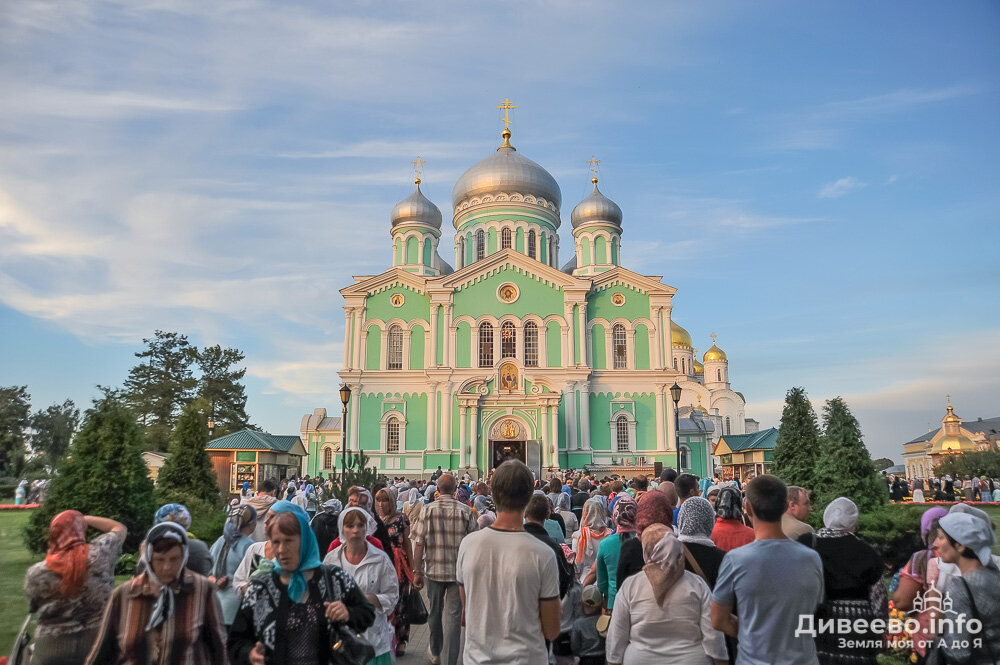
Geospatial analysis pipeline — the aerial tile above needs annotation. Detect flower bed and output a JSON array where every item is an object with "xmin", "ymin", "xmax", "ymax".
[{"xmin": 0, "ymin": 504, "xmax": 38, "ymax": 511}]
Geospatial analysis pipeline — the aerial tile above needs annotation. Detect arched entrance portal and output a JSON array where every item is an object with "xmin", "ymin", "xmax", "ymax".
[{"xmin": 487, "ymin": 416, "xmax": 541, "ymax": 476}]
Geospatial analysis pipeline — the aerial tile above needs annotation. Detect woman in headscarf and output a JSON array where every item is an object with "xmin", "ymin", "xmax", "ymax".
[
  {"xmin": 310, "ymin": 497, "xmax": 343, "ymax": 556},
  {"xmin": 401, "ymin": 487, "xmax": 424, "ymax": 526},
  {"xmin": 606, "ymin": 525, "xmax": 727, "ymax": 665},
  {"xmin": 15, "ymin": 478, "xmax": 27, "ymax": 505},
  {"xmin": 24, "ymin": 512, "xmax": 126, "ymax": 665},
  {"xmin": 596, "ymin": 494, "xmax": 638, "ymax": 610},
  {"xmin": 209, "ymin": 504, "xmax": 258, "ymax": 625},
  {"xmin": 798, "ymin": 497, "xmax": 884, "ymax": 665},
  {"xmin": 229, "ymin": 501, "xmax": 375, "ymax": 665},
  {"xmin": 154, "ymin": 503, "xmax": 214, "ymax": 576},
  {"xmin": 325, "ymin": 507, "xmax": 399, "ymax": 665},
  {"xmin": 573, "ymin": 497, "xmax": 611, "ymax": 583},
  {"xmin": 932, "ymin": 512, "xmax": 1000, "ymax": 663},
  {"xmin": 676, "ymin": 496, "xmax": 726, "ymax": 587},
  {"xmin": 553, "ymin": 489, "xmax": 579, "ymax": 544},
  {"xmin": 711, "ymin": 487, "xmax": 754, "ymax": 552},
  {"xmin": 86, "ymin": 522, "xmax": 227, "ymax": 665},
  {"xmin": 374, "ymin": 488, "xmax": 414, "ymax": 657},
  {"xmin": 616, "ymin": 490, "xmax": 675, "ymax": 587},
  {"xmin": 893, "ymin": 506, "xmax": 948, "ymax": 663},
  {"xmin": 303, "ymin": 484, "xmax": 317, "ymax": 520}
]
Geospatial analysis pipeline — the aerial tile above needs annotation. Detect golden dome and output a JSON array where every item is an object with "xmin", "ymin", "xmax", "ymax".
[
  {"xmin": 693, "ymin": 359, "xmax": 704, "ymax": 374},
  {"xmin": 942, "ymin": 402, "xmax": 961, "ymax": 425},
  {"xmin": 703, "ymin": 340, "xmax": 727, "ymax": 362},
  {"xmin": 932, "ymin": 434, "xmax": 977, "ymax": 455},
  {"xmin": 696, "ymin": 395, "xmax": 709, "ymax": 414},
  {"xmin": 670, "ymin": 320, "xmax": 692, "ymax": 348}
]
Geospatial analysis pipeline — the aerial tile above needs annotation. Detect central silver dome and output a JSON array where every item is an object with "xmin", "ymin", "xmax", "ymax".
[{"xmin": 451, "ymin": 144, "xmax": 562, "ymax": 216}]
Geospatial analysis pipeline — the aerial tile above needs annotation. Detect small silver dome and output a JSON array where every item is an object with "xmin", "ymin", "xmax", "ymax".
[
  {"xmin": 571, "ymin": 181, "xmax": 622, "ymax": 229},
  {"xmin": 391, "ymin": 182, "xmax": 442, "ymax": 229},
  {"xmin": 452, "ymin": 143, "xmax": 562, "ymax": 218}
]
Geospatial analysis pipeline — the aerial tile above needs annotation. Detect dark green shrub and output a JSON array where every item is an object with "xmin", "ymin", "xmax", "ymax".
[{"xmin": 115, "ymin": 552, "xmax": 139, "ymax": 576}]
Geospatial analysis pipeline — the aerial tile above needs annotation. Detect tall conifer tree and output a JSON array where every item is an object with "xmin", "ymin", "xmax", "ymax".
[
  {"xmin": 123, "ymin": 330, "xmax": 196, "ymax": 451},
  {"xmin": 813, "ymin": 397, "xmax": 887, "ymax": 513},
  {"xmin": 195, "ymin": 344, "xmax": 253, "ymax": 436},
  {"xmin": 156, "ymin": 400, "xmax": 221, "ymax": 507},
  {"xmin": 773, "ymin": 386, "xmax": 822, "ymax": 489}
]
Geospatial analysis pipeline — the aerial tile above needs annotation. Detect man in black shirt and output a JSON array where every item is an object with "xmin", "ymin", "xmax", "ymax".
[{"xmin": 524, "ymin": 494, "xmax": 573, "ymax": 599}]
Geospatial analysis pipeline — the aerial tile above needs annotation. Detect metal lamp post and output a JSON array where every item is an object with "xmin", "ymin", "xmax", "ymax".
[
  {"xmin": 669, "ymin": 382, "xmax": 682, "ymax": 471},
  {"xmin": 339, "ymin": 384, "xmax": 352, "ymax": 488}
]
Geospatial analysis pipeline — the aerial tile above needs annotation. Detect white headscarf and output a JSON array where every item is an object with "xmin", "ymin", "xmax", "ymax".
[
  {"xmin": 140, "ymin": 522, "xmax": 189, "ymax": 632},
  {"xmin": 822, "ymin": 497, "xmax": 859, "ymax": 534},
  {"xmin": 337, "ymin": 506, "xmax": 377, "ymax": 538}
]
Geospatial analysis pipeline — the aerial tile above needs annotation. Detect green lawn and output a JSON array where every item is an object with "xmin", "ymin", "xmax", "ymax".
[{"xmin": 0, "ymin": 511, "xmax": 41, "ymax": 654}]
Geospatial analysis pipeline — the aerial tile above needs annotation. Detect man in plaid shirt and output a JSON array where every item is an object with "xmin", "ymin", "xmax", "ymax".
[{"xmin": 412, "ymin": 473, "xmax": 478, "ymax": 665}]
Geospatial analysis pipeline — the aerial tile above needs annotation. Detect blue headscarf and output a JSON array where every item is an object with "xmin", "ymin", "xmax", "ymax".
[
  {"xmin": 269, "ymin": 500, "xmax": 321, "ymax": 603},
  {"xmin": 306, "ymin": 483, "xmax": 314, "ymax": 497},
  {"xmin": 154, "ymin": 503, "xmax": 192, "ymax": 529}
]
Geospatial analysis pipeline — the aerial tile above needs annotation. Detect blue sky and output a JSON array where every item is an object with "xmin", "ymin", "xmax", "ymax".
[{"xmin": 1, "ymin": 0, "xmax": 998, "ymax": 461}]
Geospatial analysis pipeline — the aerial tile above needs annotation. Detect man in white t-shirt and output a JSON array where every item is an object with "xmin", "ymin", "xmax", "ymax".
[{"xmin": 457, "ymin": 460, "xmax": 560, "ymax": 665}]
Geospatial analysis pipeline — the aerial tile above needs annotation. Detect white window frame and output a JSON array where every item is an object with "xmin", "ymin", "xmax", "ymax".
[
  {"xmin": 387, "ymin": 325, "xmax": 404, "ymax": 370},
  {"xmin": 322, "ymin": 446, "xmax": 334, "ymax": 470},
  {"xmin": 479, "ymin": 322, "xmax": 494, "ymax": 367},
  {"xmin": 501, "ymin": 226, "xmax": 512, "ymax": 249},
  {"xmin": 523, "ymin": 321, "xmax": 539, "ymax": 367},
  {"xmin": 379, "ymin": 411, "xmax": 407, "ymax": 454},
  {"xmin": 679, "ymin": 444, "xmax": 691, "ymax": 471},
  {"xmin": 476, "ymin": 229, "xmax": 486, "ymax": 261},
  {"xmin": 500, "ymin": 321, "xmax": 516, "ymax": 358},
  {"xmin": 612, "ymin": 324, "xmax": 627, "ymax": 369},
  {"xmin": 609, "ymin": 409, "xmax": 637, "ymax": 453},
  {"xmin": 527, "ymin": 229, "xmax": 537, "ymax": 259}
]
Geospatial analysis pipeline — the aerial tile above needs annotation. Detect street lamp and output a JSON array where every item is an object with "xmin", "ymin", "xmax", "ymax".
[
  {"xmin": 207, "ymin": 419, "xmax": 215, "ymax": 438},
  {"xmin": 339, "ymin": 384, "xmax": 352, "ymax": 487},
  {"xmin": 669, "ymin": 382, "xmax": 682, "ymax": 471}
]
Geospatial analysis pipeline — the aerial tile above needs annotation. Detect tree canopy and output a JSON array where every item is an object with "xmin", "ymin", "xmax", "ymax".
[
  {"xmin": 156, "ymin": 400, "xmax": 222, "ymax": 507},
  {"xmin": 30, "ymin": 399, "xmax": 80, "ymax": 470},
  {"xmin": 813, "ymin": 397, "xmax": 887, "ymax": 513},
  {"xmin": 773, "ymin": 387, "xmax": 822, "ymax": 489}
]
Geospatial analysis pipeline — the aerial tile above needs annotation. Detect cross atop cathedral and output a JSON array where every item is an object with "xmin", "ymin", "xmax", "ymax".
[
  {"xmin": 587, "ymin": 155, "xmax": 601, "ymax": 184},
  {"xmin": 497, "ymin": 98, "xmax": 517, "ymax": 131},
  {"xmin": 946, "ymin": 393, "xmax": 952, "ymax": 407},
  {"xmin": 711, "ymin": 332, "xmax": 717, "ymax": 345},
  {"xmin": 411, "ymin": 155, "xmax": 426, "ymax": 185}
]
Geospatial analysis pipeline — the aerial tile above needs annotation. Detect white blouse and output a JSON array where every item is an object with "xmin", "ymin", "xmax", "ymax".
[
  {"xmin": 606, "ymin": 570, "xmax": 727, "ymax": 665},
  {"xmin": 324, "ymin": 542, "xmax": 400, "ymax": 657}
]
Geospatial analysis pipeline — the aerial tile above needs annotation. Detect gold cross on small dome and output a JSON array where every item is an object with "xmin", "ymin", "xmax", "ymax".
[
  {"xmin": 411, "ymin": 155, "xmax": 426, "ymax": 184},
  {"xmin": 711, "ymin": 332, "xmax": 717, "ymax": 344},
  {"xmin": 496, "ymin": 98, "xmax": 517, "ymax": 130},
  {"xmin": 587, "ymin": 155, "xmax": 601, "ymax": 183}
]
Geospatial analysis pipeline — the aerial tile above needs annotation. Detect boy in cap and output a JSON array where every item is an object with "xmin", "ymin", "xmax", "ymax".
[{"xmin": 570, "ymin": 586, "xmax": 607, "ymax": 665}]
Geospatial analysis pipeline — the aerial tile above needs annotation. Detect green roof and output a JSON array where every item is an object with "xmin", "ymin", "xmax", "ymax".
[
  {"xmin": 206, "ymin": 429, "xmax": 303, "ymax": 453},
  {"xmin": 720, "ymin": 427, "xmax": 779, "ymax": 452}
]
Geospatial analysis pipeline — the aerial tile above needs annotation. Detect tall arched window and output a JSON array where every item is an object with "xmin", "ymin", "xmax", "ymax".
[
  {"xmin": 527, "ymin": 230, "xmax": 536, "ymax": 259},
  {"xmin": 523, "ymin": 322, "xmax": 538, "ymax": 367},
  {"xmin": 548, "ymin": 236, "xmax": 554, "ymax": 265},
  {"xmin": 478, "ymin": 322, "xmax": 494, "ymax": 367},
  {"xmin": 679, "ymin": 445, "xmax": 690, "ymax": 471},
  {"xmin": 725, "ymin": 416, "xmax": 731, "ymax": 435},
  {"xmin": 322, "ymin": 447, "xmax": 333, "ymax": 469},
  {"xmin": 673, "ymin": 357, "xmax": 677, "ymax": 369},
  {"xmin": 386, "ymin": 417, "xmax": 400, "ymax": 453},
  {"xmin": 616, "ymin": 415, "xmax": 630, "ymax": 452},
  {"xmin": 613, "ymin": 324, "xmax": 627, "ymax": 369},
  {"xmin": 501, "ymin": 321, "xmax": 516, "ymax": 358},
  {"xmin": 458, "ymin": 237, "xmax": 466, "ymax": 268},
  {"xmin": 387, "ymin": 325, "xmax": 403, "ymax": 370},
  {"xmin": 476, "ymin": 229, "xmax": 486, "ymax": 261},
  {"xmin": 501, "ymin": 227, "xmax": 512, "ymax": 249}
]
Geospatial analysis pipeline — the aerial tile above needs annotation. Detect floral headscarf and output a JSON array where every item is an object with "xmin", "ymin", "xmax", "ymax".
[
  {"xmin": 716, "ymin": 487, "xmax": 744, "ymax": 521},
  {"xmin": 140, "ymin": 522, "xmax": 189, "ymax": 631},
  {"xmin": 636, "ymin": 490, "xmax": 673, "ymax": 532},
  {"xmin": 612, "ymin": 494, "xmax": 638, "ymax": 534},
  {"xmin": 641, "ymin": 525, "xmax": 685, "ymax": 606},
  {"xmin": 46, "ymin": 510, "xmax": 89, "ymax": 596},
  {"xmin": 154, "ymin": 503, "xmax": 192, "ymax": 529}
]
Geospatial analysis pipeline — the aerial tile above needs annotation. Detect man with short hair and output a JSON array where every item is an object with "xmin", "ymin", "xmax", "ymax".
[
  {"xmin": 571, "ymin": 479, "xmax": 591, "ymax": 521},
  {"xmin": 524, "ymin": 494, "xmax": 573, "ymax": 598},
  {"xmin": 782, "ymin": 486, "xmax": 815, "ymax": 541},
  {"xmin": 412, "ymin": 473, "xmax": 477, "ymax": 665},
  {"xmin": 711, "ymin": 475, "xmax": 824, "ymax": 665},
  {"xmin": 673, "ymin": 473, "xmax": 701, "ymax": 524},
  {"xmin": 660, "ymin": 466, "xmax": 678, "ymax": 483},
  {"xmin": 457, "ymin": 461, "xmax": 560, "ymax": 665},
  {"xmin": 472, "ymin": 481, "xmax": 491, "ymax": 514},
  {"xmin": 632, "ymin": 475, "xmax": 649, "ymax": 502}
]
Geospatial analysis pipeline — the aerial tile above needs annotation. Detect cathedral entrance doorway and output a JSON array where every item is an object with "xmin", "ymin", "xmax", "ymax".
[{"xmin": 491, "ymin": 441, "xmax": 525, "ymax": 468}]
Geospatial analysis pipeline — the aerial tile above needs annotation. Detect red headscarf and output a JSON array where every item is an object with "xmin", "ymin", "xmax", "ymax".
[
  {"xmin": 636, "ymin": 490, "xmax": 674, "ymax": 533},
  {"xmin": 45, "ymin": 510, "xmax": 89, "ymax": 596}
]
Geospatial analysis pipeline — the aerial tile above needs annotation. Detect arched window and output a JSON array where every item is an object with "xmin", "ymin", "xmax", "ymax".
[
  {"xmin": 386, "ymin": 417, "xmax": 400, "ymax": 453},
  {"xmin": 458, "ymin": 237, "xmax": 465, "ymax": 268},
  {"xmin": 501, "ymin": 321, "xmax": 516, "ymax": 358},
  {"xmin": 479, "ymin": 322, "xmax": 494, "ymax": 367},
  {"xmin": 476, "ymin": 229, "xmax": 486, "ymax": 261},
  {"xmin": 679, "ymin": 445, "xmax": 690, "ymax": 471},
  {"xmin": 527, "ymin": 230, "xmax": 536, "ymax": 259},
  {"xmin": 548, "ymin": 236, "xmax": 554, "ymax": 265},
  {"xmin": 673, "ymin": 357, "xmax": 677, "ymax": 369},
  {"xmin": 501, "ymin": 227, "xmax": 512, "ymax": 249},
  {"xmin": 725, "ymin": 416, "xmax": 731, "ymax": 436},
  {"xmin": 387, "ymin": 325, "xmax": 403, "ymax": 370},
  {"xmin": 524, "ymin": 322, "xmax": 538, "ymax": 367},
  {"xmin": 717, "ymin": 369, "xmax": 722, "ymax": 382},
  {"xmin": 322, "ymin": 446, "xmax": 333, "ymax": 469},
  {"xmin": 613, "ymin": 324, "xmax": 627, "ymax": 369},
  {"xmin": 616, "ymin": 415, "xmax": 630, "ymax": 452}
]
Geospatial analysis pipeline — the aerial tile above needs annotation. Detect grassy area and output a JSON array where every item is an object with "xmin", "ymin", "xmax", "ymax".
[{"xmin": 0, "ymin": 511, "xmax": 40, "ymax": 653}]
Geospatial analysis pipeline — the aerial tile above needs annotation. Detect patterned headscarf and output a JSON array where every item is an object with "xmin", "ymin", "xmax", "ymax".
[
  {"xmin": 321, "ymin": 498, "xmax": 343, "ymax": 515},
  {"xmin": 215, "ymin": 504, "xmax": 257, "ymax": 579},
  {"xmin": 677, "ymin": 497, "xmax": 716, "ymax": 541},
  {"xmin": 716, "ymin": 487, "xmax": 744, "ymax": 521},
  {"xmin": 154, "ymin": 503, "xmax": 192, "ymax": 529},
  {"xmin": 821, "ymin": 497, "xmax": 859, "ymax": 534},
  {"xmin": 612, "ymin": 494, "xmax": 638, "ymax": 534},
  {"xmin": 269, "ymin": 501, "xmax": 322, "ymax": 603},
  {"xmin": 456, "ymin": 485, "xmax": 472, "ymax": 505},
  {"xmin": 46, "ymin": 510, "xmax": 89, "ymax": 596},
  {"xmin": 641, "ymin": 525, "xmax": 685, "ymax": 606},
  {"xmin": 140, "ymin": 522, "xmax": 189, "ymax": 631},
  {"xmin": 636, "ymin": 491, "xmax": 673, "ymax": 533},
  {"xmin": 553, "ymin": 491, "xmax": 571, "ymax": 513}
]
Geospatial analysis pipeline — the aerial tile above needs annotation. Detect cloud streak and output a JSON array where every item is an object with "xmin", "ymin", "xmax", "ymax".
[{"xmin": 819, "ymin": 176, "xmax": 866, "ymax": 198}]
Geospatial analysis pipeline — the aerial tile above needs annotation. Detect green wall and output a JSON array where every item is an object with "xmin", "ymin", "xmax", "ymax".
[
  {"xmin": 365, "ymin": 327, "xmax": 380, "ymax": 370},
  {"xmin": 587, "ymin": 284, "xmax": 650, "ymax": 323},
  {"xmin": 635, "ymin": 324, "xmax": 650, "ymax": 370},
  {"xmin": 453, "ymin": 265, "xmax": 564, "ymax": 319},
  {"xmin": 591, "ymin": 323, "xmax": 606, "ymax": 370},
  {"xmin": 358, "ymin": 392, "xmax": 428, "ymax": 452},
  {"xmin": 456, "ymin": 321, "xmax": 471, "ymax": 367},
  {"xmin": 410, "ymin": 325, "xmax": 425, "ymax": 369},
  {"xmin": 546, "ymin": 321, "xmax": 561, "ymax": 367},
  {"xmin": 367, "ymin": 286, "xmax": 430, "ymax": 322}
]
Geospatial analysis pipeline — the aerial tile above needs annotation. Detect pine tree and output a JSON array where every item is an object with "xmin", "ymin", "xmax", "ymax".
[
  {"xmin": 0, "ymin": 385, "xmax": 31, "ymax": 477},
  {"xmin": 25, "ymin": 392, "xmax": 155, "ymax": 553},
  {"xmin": 195, "ymin": 344, "xmax": 253, "ymax": 436},
  {"xmin": 30, "ymin": 399, "xmax": 81, "ymax": 468},
  {"xmin": 772, "ymin": 387, "xmax": 822, "ymax": 489},
  {"xmin": 813, "ymin": 397, "xmax": 887, "ymax": 513},
  {"xmin": 156, "ymin": 400, "xmax": 222, "ymax": 507},
  {"xmin": 123, "ymin": 331, "xmax": 196, "ymax": 451},
  {"xmin": 333, "ymin": 451, "xmax": 387, "ymax": 503}
]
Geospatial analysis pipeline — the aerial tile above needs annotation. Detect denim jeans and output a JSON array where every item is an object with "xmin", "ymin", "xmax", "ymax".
[{"xmin": 425, "ymin": 578, "xmax": 462, "ymax": 665}]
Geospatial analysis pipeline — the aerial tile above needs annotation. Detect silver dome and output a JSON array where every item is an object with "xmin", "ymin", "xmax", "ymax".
[
  {"xmin": 451, "ymin": 145, "xmax": 562, "ymax": 216},
  {"xmin": 391, "ymin": 183, "xmax": 442, "ymax": 229},
  {"xmin": 570, "ymin": 181, "xmax": 622, "ymax": 229}
]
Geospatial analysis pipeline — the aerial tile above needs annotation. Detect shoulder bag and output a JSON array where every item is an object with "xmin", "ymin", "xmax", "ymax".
[{"xmin": 321, "ymin": 565, "xmax": 376, "ymax": 665}]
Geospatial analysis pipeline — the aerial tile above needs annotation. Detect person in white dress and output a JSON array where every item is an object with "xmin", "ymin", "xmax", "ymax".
[
  {"xmin": 324, "ymin": 506, "xmax": 399, "ymax": 663},
  {"xmin": 606, "ymin": 525, "xmax": 727, "ymax": 665}
]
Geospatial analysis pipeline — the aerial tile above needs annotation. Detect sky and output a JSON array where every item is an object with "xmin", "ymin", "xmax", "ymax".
[{"xmin": 1, "ymin": 0, "xmax": 998, "ymax": 462}]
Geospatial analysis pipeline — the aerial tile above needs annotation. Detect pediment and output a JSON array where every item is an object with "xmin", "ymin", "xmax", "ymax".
[
  {"xmin": 341, "ymin": 268, "xmax": 429, "ymax": 297},
  {"xmin": 438, "ymin": 248, "xmax": 585, "ymax": 292},
  {"xmin": 590, "ymin": 266, "xmax": 676, "ymax": 296}
]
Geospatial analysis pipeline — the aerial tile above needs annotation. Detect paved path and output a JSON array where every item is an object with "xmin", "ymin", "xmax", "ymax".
[{"xmin": 396, "ymin": 590, "xmax": 464, "ymax": 665}]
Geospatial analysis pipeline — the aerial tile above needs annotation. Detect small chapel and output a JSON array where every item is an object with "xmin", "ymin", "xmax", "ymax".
[{"xmin": 319, "ymin": 102, "xmax": 754, "ymax": 479}]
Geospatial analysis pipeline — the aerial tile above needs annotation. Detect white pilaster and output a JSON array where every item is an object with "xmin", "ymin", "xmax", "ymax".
[
  {"xmin": 550, "ymin": 404, "xmax": 559, "ymax": 467},
  {"xmin": 565, "ymin": 381, "xmax": 577, "ymax": 451},
  {"xmin": 655, "ymin": 385, "xmax": 667, "ymax": 452},
  {"xmin": 459, "ymin": 405, "xmax": 467, "ymax": 467},
  {"xmin": 576, "ymin": 306, "xmax": 586, "ymax": 367},
  {"xmin": 469, "ymin": 404, "xmax": 479, "ymax": 472},
  {"xmin": 343, "ymin": 309, "xmax": 353, "ymax": 370},
  {"xmin": 350, "ymin": 386, "xmax": 361, "ymax": 451},
  {"xmin": 579, "ymin": 384, "xmax": 591, "ymax": 451},
  {"xmin": 429, "ymin": 304, "xmax": 439, "ymax": 367}
]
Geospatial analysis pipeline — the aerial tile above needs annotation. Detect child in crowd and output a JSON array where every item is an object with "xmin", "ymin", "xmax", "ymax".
[{"xmin": 570, "ymin": 585, "xmax": 607, "ymax": 665}]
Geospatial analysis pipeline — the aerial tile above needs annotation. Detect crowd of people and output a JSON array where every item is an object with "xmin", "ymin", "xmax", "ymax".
[
  {"xmin": 887, "ymin": 473, "xmax": 1000, "ymax": 503},
  {"xmin": 16, "ymin": 462, "xmax": 1000, "ymax": 665}
]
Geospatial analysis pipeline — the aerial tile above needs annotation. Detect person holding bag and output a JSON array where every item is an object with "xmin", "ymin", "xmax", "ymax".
[
  {"xmin": 228, "ymin": 501, "xmax": 375, "ymax": 665},
  {"xmin": 374, "ymin": 488, "xmax": 417, "ymax": 656}
]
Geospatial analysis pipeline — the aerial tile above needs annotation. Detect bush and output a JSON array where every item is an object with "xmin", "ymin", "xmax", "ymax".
[
  {"xmin": 115, "ymin": 552, "xmax": 139, "ymax": 576},
  {"xmin": 855, "ymin": 504, "xmax": 927, "ymax": 571},
  {"xmin": 154, "ymin": 488, "xmax": 227, "ymax": 546}
]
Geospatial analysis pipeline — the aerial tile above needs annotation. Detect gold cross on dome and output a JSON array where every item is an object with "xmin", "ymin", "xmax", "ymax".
[
  {"xmin": 711, "ymin": 332, "xmax": 717, "ymax": 345},
  {"xmin": 586, "ymin": 155, "xmax": 601, "ymax": 183},
  {"xmin": 411, "ymin": 156, "xmax": 426, "ymax": 184},
  {"xmin": 497, "ymin": 98, "xmax": 517, "ymax": 131}
]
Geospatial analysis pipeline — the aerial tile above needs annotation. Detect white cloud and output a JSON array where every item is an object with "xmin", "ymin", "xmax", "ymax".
[{"xmin": 819, "ymin": 176, "xmax": 866, "ymax": 198}]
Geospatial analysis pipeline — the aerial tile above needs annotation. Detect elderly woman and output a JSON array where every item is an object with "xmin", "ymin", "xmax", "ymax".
[
  {"xmin": 375, "ymin": 487, "xmax": 414, "ymax": 657},
  {"xmin": 933, "ymin": 511, "xmax": 1000, "ymax": 663},
  {"xmin": 554, "ymin": 489, "xmax": 579, "ymax": 544},
  {"xmin": 677, "ymin": 497, "xmax": 726, "ymax": 587},
  {"xmin": 87, "ymin": 522, "xmax": 227, "ymax": 665},
  {"xmin": 310, "ymin": 497, "xmax": 343, "ymax": 556},
  {"xmin": 573, "ymin": 497, "xmax": 611, "ymax": 582},
  {"xmin": 325, "ymin": 507, "xmax": 399, "ymax": 665},
  {"xmin": 798, "ymin": 497, "xmax": 884, "ymax": 665},
  {"xmin": 616, "ymin": 490, "xmax": 675, "ymax": 587},
  {"xmin": 606, "ymin": 525, "xmax": 727, "ymax": 665},
  {"xmin": 597, "ymin": 494, "xmax": 638, "ymax": 610},
  {"xmin": 711, "ymin": 487, "xmax": 754, "ymax": 552},
  {"xmin": 155, "ymin": 503, "xmax": 213, "ymax": 576},
  {"xmin": 229, "ymin": 501, "xmax": 375, "ymax": 665},
  {"xmin": 209, "ymin": 505, "xmax": 258, "ymax": 626},
  {"xmin": 893, "ymin": 506, "xmax": 948, "ymax": 662},
  {"xmin": 24, "ymin": 511, "xmax": 126, "ymax": 665}
]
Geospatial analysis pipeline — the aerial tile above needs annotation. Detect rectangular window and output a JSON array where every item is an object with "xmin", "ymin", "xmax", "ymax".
[
  {"xmin": 613, "ymin": 325, "xmax": 627, "ymax": 369},
  {"xmin": 501, "ymin": 323, "xmax": 516, "ymax": 358},
  {"xmin": 479, "ymin": 324, "xmax": 494, "ymax": 367},
  {"xmin": 524, "ymin": 323, "xmax": 538, "ymax": 367},
  {"xmin": 387, "ymin": 326, "xmax": 403, "ymax": 370},
  {"xmin": 616, "ymin": 417, "xmax": 630, "ymax": 452},
  {"xmin": 387, "ymin": 419, "xmax": 400, "ymax": 453}
]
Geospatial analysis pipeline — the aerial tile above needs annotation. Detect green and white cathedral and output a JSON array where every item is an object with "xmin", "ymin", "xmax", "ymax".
[{"xmin": 326, "ymin": 122, "xmax": 752, "ymax": 479}]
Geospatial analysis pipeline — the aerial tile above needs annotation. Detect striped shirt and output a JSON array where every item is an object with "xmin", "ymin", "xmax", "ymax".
[
  {"xmin": 411, "ymin": 495, "xmax": 477, "ymax": 582},
  {"xmin": 86, "ymin": 569, "xmax": 228, "ymax": 665}
]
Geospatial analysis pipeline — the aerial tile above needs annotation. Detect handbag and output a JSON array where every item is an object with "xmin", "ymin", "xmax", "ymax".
[
  {"xmin": 401, "ymin": 587, "xmax": 429, "ymax": 625},
  {"xmin": 321, "ymin": 565, "xmax": 376, "ymax": 665}
]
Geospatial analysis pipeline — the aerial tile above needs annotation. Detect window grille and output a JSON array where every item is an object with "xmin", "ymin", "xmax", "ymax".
[
  {"xmin": 323, "ymin": 447, "xmax": 333, "ymax": 469},
  {"xmin": 717, "ymin": 369, "xmax": 722, "ymax": 382},
  {"xmin": 527, "ymin": 230, "xmax": 536, "ymax": 259},
  {"xmin": 387, "ymin": 418, "xmax": 400, "ymax": 453},
  {"xmin": 524, "ymin": 322, "xmax": 538, "ymax": 366},
  {"xmin": 725, "ymin": 417, "xmax": 731, "ymax": 435},
  {"xmin": 476, "ymin": 230, "xmax": 485, "ymax": 261},
  {"xmin": 613, "ymin": 324, "xmax": 627, "ymax": 369},
  {"xmin": 616, "ymin": 416, "xmax": 630, "ymax": 452},
  {"xmin": 478, "ymin": 322, "xmax": 494, "ymax": 367},
  {"xmin": 501, "ymin": 322, "xmax": 516, "ymax": 358},
  {"xmin": 501, "ymin": 227, "xmax": 512, "ymax": 249},
  {"xmin": 387, "ymin": 325, "xmax": 403, "ymax": 370}
]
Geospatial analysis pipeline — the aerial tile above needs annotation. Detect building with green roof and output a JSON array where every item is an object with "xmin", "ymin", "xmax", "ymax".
[{"xmin": 206, "ymin": 428, "xmax": 307, "ymax": 493}]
